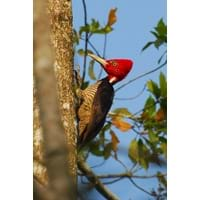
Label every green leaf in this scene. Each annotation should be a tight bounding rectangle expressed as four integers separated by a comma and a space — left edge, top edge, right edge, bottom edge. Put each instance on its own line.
150, 31, 159, 38
142, 19, 167, 52
88, 60, 96, 80
147, 80, 160, 99
157, 127, 167, 134
77, 49, 93, 57
149, 131, 159, 143
128, 139, 149, 169
145, 96, 155, 108
144, 96, 156, 116
90, 19, 100, 32
101, 123, 112, 133
141, 41, 154, 51
159, 136, 167, 143
138, 139, 149, 169
159, 73, 167, 97
160, 97, 167, 114
160, 142, 167, 157
157, 172, 167, 188
154, 39, 164, 49
99, 123, 111, 145
79, 24, 90, 36
104, 142, 112, 159
128, 140, 138, 163
89, 141, 104, 157
92, 28, 107, 34
103, 25, 113, 34
155, 19, 167, 37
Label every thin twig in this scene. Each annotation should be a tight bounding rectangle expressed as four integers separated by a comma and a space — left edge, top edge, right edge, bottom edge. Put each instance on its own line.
133, 99, 160, 116
81, 0, 89, 87
102, 177, 124, 185
91, 159, 107, 169
158, 50, 167, 64
88, 40, 101, 57
114, 84, 146, 101
131, 127, 144, 136
130, 163, 138, 172
80, 37, 101, 57
115, 60, 167, 92
103, 33, 107, 58
80, 176, 123, 186
128, 178, 156, 197
98, 34, 108, 79
112, 155, 129, 172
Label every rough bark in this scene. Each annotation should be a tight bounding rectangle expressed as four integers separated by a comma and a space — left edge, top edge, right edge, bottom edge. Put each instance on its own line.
48, 0, 77, 180
33, 0, 77, 198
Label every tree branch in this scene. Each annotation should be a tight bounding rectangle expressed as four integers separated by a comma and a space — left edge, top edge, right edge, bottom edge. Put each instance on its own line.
115, 60, 167, 92
78, 157, 120, 200
81, 0, 89, 87
128, 178, 156, 197
102, 177, 124, 185
78, 172, 167, 179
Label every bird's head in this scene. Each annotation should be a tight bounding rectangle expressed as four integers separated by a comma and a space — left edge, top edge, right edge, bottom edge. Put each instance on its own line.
88, 53, 133, 84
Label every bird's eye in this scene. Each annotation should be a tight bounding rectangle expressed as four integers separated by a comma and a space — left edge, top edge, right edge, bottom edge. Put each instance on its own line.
110, 61, 118, 67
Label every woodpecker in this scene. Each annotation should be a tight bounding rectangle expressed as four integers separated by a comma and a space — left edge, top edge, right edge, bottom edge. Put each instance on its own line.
78, 53, 133, 147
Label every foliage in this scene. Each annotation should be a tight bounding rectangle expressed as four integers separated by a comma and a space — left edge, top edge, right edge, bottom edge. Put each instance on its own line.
84, 72, 167, 170
142, 19, 167, 51
74, 3, 167, 199
142, 18, 167, 65
79, 8, 117, 36
74, 8, 117, 52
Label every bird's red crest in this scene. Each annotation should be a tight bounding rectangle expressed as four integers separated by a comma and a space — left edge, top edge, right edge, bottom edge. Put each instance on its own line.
87, 53, 133, 84
105, 59, 133, 83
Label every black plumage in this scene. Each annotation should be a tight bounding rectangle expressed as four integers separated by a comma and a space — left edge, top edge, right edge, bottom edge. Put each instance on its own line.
78, 78, 114, 147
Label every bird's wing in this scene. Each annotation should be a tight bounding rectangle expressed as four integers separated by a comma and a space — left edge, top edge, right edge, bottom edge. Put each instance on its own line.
79, 80, 114, 145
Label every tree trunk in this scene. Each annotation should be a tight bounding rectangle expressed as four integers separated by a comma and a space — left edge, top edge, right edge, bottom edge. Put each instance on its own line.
33, 0, 77, 199
48, 0, 77, 181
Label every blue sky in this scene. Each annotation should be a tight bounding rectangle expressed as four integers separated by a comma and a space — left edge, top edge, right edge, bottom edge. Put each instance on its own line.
73, 0, 166, 199
73, 0, 166, 113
